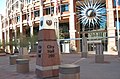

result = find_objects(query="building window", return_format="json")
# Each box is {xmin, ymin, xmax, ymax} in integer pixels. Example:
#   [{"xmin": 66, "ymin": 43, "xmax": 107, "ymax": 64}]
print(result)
[
  {"xmin": 46, "ymin": 8, "xmax": 50, "ymax": 15},
  {"xmin": 59, "ymin": 23, "xmax": 69, "ymax": 39},
  {"xmin": 33, "ymin": 27, "xmax": 39, "ymax": 35},
  {"xmin": 46, "ymin": 7, "xmax": 54, "ymax": 15},
  {"xmin": 61, "ymin": 4, "xmax": 69, "ymax": 12},
  {"xmin": 51, "ymin": 7, "xmax": 54, "ymax": 14},
  {"xmin": 12, "ymin": 0, "xmax": 14, "ymax": 3},
  {"xmin": 20, "ymin": 0, "xmax": 24, "ymax": 2},
  {"xmin": 114, "ymin": 0, "xmax": 120, "ymax": 6},
  {"xmin": 27, "ymin": 0, "xmax": 31, "ymax": 3},
  {"xmin": 115, "ymin": 21, "xmax": 120, "ymax": 29},
  {"xmin": 34, "ymin": 10, "xmax": 40, "ymax": 17},
  {"xmin": 24, "ymin": 14, "xmax": 27, "ymax": 19},
  {"xmin": 17, "ymin": 16, "xmax": 20, "ymax": 22},
  {"xmin": 27, "ymin": 14, "xmax": 29, "ymax": 21},
  {"xmin": 12, "ymin": 6, "xmax": 14, "ymax": 10}
]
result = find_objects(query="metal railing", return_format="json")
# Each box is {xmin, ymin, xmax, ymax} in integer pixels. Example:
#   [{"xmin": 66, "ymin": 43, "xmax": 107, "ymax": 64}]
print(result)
[{"xmin": 58, "ymin": 36, "xmax": 117, "ymax": 53}]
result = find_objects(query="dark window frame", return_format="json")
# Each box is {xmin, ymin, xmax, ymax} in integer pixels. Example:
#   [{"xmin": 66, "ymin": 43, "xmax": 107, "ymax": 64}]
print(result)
[
  {"xmin": 61, "ymin": 4, "xmax": 69, "ymax": 12},
  {"xmin": 45, "ymin": 7, "xmax": 54, "ymax": 15},
  {"xmin": 34, "ymin": 10, "xmax": 40, "ymax": 17}
]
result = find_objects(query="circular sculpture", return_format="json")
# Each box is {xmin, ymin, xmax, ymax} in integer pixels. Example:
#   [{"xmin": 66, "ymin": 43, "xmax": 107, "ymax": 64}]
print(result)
[
  {"xmin": 86, "ymin": 8, "xmax": 96, "ymax": 17},
  {"xmin": 76, "ymin": 0, "xmax": 106, "ymax": 27}
]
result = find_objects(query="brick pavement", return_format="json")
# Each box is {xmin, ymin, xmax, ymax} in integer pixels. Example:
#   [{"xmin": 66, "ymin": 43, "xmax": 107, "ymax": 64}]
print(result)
[{"xmin": 0, "ymin": 54, "xmax": 120, "ymax": 79}]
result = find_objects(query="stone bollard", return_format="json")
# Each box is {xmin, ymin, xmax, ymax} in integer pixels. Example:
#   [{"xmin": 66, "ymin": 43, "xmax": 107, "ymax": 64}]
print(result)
[
  {"xmin": 9, "ymin": 55, "xmax": 18, "ymax": 65},
  {"xmin": 59, "ymin": 64, "xmax": 80, "ymax": 79},
  {"xmin": 95, "ymin": 43, "xmax": 104, "ymax": 63},
  {"xmin": 81, "ymin": 37, "xmax": 88, "ymax": 58},
  {"xmin": 95, "ymin": 54, "xmax": 104, "ymax": 63},
  {"xmin": 16, "ymin": 59, "xmax": 29, "ymax": 73}
]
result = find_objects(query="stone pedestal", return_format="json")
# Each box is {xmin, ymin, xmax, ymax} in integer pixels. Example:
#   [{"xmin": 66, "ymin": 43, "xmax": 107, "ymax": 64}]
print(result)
[
  {"xmin": 36, "ymin": 29, "xmax": 60, "ymax": 78},
  {"xmin": 59, "ymin": 64, "xmax": 80, "ymax": 79},
  {"xmin": 16, "ymin": 59, "xmax": 29, "ymax": 73},
  {"xmin": 81, "ymin": 37, "xmax": 88, "ymax": 58},
  {"xmin": 9, "ymin": 55, "xmax": 18, "ymax": 65},
  {"xmin": 95, "ymin": 43, "xmax": 104, "ymax": 63}
]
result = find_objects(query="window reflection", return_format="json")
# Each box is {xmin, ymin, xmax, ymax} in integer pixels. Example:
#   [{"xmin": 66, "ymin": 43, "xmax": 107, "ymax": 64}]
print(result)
[{"xmin": 114, "ymin": 0, "xmax": 120, "ymax": 6}]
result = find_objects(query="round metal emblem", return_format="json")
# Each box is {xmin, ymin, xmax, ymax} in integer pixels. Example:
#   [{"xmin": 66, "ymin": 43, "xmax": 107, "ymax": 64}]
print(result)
[{"xmin": 46, "ymin": 20, "xmax": 52, "ymax": 26}]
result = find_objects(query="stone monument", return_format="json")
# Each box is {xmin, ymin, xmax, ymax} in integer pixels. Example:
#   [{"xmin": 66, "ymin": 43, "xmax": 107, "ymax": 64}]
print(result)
[{"xmin": 35, "ymin": 16, "xmax": 60, "ymax": 78}]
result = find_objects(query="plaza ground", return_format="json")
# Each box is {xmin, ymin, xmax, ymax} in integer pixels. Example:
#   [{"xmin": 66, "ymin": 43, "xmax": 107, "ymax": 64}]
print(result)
[{"xmin": 0, "ymin": 53, "xmax": 120, "ymax": 79}]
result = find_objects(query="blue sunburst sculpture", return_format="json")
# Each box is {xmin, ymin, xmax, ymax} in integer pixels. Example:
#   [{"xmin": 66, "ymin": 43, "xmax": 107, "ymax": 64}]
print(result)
[{"xmin": 76, "ymin": 0, "xmax": 106, "ymax": 28}]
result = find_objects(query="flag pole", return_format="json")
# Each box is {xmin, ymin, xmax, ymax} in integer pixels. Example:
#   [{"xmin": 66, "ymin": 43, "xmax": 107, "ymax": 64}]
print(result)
[{"xmin": 116, "ymin": 0, "xmax": 120, "ymax": 56}]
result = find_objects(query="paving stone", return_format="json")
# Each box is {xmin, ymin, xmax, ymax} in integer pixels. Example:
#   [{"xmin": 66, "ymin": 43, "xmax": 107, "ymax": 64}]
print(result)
[{"xmin": 0, "ymin": 54, "xmax": 120, "ymax": 79}]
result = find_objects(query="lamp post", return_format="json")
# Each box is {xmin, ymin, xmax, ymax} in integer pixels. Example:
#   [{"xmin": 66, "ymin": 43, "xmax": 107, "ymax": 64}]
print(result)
[{"xmin": 116, "ymin": 0, "xmax": 120, "ymax": 56}]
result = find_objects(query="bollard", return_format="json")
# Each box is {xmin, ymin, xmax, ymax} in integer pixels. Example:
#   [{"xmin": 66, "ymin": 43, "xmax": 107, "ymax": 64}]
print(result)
[
  {"xmin": 9, "ymin": 55, "xmax": 18, "ymax": 65},
  {"xmin": 59, "ymin": 64, "xmax": 80, "ymax": 79},
  {"xmin": 95, "ymin": 43, "xmax": 104, "ymax": 63},
  {"xmin": 16, "ymin": 59, "xmax": 29, "ymax": 73},
  {"xmin": 81, "ymin": 37, "xmax": 88, "ymax": 58},
  {"xmin": 95, "ymin": 55, "xmax": 104, "ymax": 63}
]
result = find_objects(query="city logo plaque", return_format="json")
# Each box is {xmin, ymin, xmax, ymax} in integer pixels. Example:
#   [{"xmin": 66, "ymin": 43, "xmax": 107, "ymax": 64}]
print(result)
[
  {"xmin": 46, "ymin": 20, "xmax": 52, "ymax": 26},
  {"xmin": 39, "ymin": 16, "xmax": 55, "ymax": 30}
]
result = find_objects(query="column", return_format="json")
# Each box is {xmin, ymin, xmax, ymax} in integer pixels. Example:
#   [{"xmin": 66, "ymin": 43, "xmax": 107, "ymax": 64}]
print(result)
[
  {"xmin": 54, "ymin": 0, "xmax": 59, "ymax": 39},
  {"xmin": 4, "ymin": 30, "xmax": 7, "ymax": 52},
  {"xmin": 106, "ymin": 0, "xmax": 117, "ymax": 55},
  {"xmin": 29, "ymin": 8, "xmax": 33, "ymax": 36},
  {"xmin": 14, "ymin": 25, "xmax": 18, "ymax": 52},
  {"xmin": 69, "ymin": 0, "xmax": 76, "ymax": 52},
  {"xmin": 5, "ymin": 18, "xmax": 10, "ymax": 53},
  {"xmin": 19, "ymin": 1, "xmax": 23, "ymax": 34},
  {"xmin": 40, "ymin": 0, "xmax": 43, "ymax": 17},
  {"xmin": 19, "ymin": 1, "xmax": 24, "ymax": 56},
  {"xmin": 30, "ymin": 26, "xmax": 33, "ymax": 36},
  {"xmin": 54, "ymin": 0, "xmax": 57, "ymax": 16},
  {"xmin": 2, "ymin": 21, "xmax": 6, "ymax": 50},
  {"xmin": 7, "ymin": 27, "xmax": 11, "ymax": 53}
]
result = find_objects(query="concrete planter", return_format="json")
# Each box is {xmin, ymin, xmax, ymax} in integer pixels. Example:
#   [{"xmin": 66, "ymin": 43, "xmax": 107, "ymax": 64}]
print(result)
[
  {"xmin": 9, "ymin": 55, "xmax": 18, "ymax": 65},
  {"xmin": 16, "ymin": 59, "xmax": 29, "ymax": 73}
]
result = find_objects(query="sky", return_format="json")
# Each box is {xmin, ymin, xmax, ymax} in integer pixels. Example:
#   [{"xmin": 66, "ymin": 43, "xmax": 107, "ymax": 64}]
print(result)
[{"xmin": 0, "ymin": 0, "xmax": 6, "ymax": 16}]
